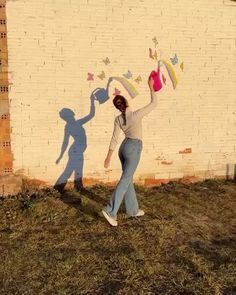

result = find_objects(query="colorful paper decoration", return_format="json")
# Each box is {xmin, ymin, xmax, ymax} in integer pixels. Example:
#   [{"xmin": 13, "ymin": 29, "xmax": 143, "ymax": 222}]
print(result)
[
  {"xmin": 97, "ymin": 71, "xmax": 105, "ymax": 80},
  {"xmin": 111, "ymin": 77, "xmax": 139, "ymax": 98},
  {"xmin": 149, "ymin": 48, "xmax": 157, "ymax": 60},
  {"xmin": 162, "ymin": 74, "xmax": 166, "ymax": 85},
  {"xmin": 161, "ymin": 60, "xmax": 178, "ymax": 89},
  {"xmin": 103, "ymin": 57, "xmax": 110, "ymax": 65},
  {"xmin": 123, "ymin": 70, "xmax": 132, "ymax": 79},
  {"xmin": 149, "ymin": 66, "xmax": 162, "ymax": 92},
  {"xmin": 152, "ymin": 36, "xmax": 158, "ymax": 47},
  {"xmin": 170, "ymin": 54, "xmax": 178, "ymax": 65},
  {"xmin": 87, "ymin": 73, "xmax": 94, "ymax": 81},
  {"xmin": 113, "ymin": 88, "xmax": 121, "ymax": 96},
  {"xmin": 134, "ymin": 75, "xmax": 142, "ymax": 84}
]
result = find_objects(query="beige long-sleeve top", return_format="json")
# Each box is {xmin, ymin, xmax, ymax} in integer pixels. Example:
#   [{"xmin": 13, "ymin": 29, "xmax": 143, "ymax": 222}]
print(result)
[{"xmin": 109, "ymin": 91, "xmax": 157, "ymax": 151}]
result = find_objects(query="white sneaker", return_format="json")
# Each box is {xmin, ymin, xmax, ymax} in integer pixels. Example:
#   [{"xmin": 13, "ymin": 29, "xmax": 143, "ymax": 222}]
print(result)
[
  {"xmin": 102, "ymin": 210, "xmax": 118, "ymax": 226},
  {"xmin": 134, "ymin": 209, "xmax": 145, "ymax": 217}
]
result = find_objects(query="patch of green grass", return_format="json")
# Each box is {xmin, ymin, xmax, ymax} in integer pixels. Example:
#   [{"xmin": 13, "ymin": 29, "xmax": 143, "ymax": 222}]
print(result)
[{"xmin": 0, "ymin": 180, "xmax": 235, "ymax": 294}]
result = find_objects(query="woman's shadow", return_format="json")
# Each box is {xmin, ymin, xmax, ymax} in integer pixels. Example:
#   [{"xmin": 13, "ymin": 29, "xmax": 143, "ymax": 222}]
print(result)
[
  {"xmin": 53, "ymin": 93, "xmax": 96, "ymax": 194},
  {"xmin": 53, "ymin": 84, "xmax": 111, "ymax": 216}
]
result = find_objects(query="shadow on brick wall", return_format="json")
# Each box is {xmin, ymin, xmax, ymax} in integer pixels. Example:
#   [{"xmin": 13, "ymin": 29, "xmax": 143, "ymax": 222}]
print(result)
[{"xmin": 53, "ymin": 93, "xmax": 96, "ymax": 193}]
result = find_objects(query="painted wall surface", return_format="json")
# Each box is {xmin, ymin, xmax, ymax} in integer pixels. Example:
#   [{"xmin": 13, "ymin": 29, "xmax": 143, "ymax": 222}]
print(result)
[{"xmin": 4, "ymin": 0, "xmax": 236, "ymax": 186}]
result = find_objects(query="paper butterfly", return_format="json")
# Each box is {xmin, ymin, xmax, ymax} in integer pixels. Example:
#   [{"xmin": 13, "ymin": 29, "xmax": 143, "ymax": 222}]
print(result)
[
  {"xmin": 149, "ymin": 48, "xmax": 157, "ymax": 60},
  {"xmin": 102, "ymin": 57, "xmax": 110, "ymax": 65},
  {"xmin": 152, "ymin": 36, "xmax": 158, "ymax": 47},
  {"xmin": 87, "ymin": 73, "xmax": 94, "ymax": 81},
  {"xmin": 135, "ymin": 75, "xmax": 142, "ymax": 84},
  {"xmin": 113, "ymin": 88, "xmax": 121, "ymax": 96},
  {"xmin": 170, "ymin": 54, "xmax": 178, "ymax": 65},
  {"xmin": 123, "ymin": 70, "xmax": 132, "ymax": 79},
  {"xmin": 162, "ymin": 74, "xmax": 166, "ymax": 85},
  {"xmin": 180, "ymin": 62, "xmax": 184, "ymax": 71},
  {"xmin": 97, "ymin": 71, "xmax": 105, "ymax": 80}
]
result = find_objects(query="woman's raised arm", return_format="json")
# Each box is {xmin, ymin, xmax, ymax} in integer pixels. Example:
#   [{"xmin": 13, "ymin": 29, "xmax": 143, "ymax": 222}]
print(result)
[{"xmin": 134, "ymin": 78, "xmax": 157, "ymax": 119}]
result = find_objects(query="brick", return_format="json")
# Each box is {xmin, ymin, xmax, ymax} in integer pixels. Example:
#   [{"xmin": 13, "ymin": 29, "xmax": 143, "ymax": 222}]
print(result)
[
  {"xmin": 0, "ymin": 174, "xmax": 22, "ymax": 196},
  {"xmin": 179, "ymin": 148, "xmax": 192, "ymax": 154},
  {"xmin": 161, "ymin": 160, "xmax": 173, "ymax": 165}
]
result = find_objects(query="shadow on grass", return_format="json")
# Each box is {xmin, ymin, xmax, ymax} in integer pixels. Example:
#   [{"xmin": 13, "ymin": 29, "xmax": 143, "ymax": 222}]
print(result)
[
  {"xmin": 95, "ymin": 277, "xmax": 126, "ymax": 295},
  {"xmin": 59, "ymin": 187, "xmax": 107, "ymax": 221},
  {"xmin": 222, "ymin": 286, "xmax": 236, "ymax": 295},
  {"xmin": 189, "ymin": 236, "xmax": 236, "ymax": 267}
]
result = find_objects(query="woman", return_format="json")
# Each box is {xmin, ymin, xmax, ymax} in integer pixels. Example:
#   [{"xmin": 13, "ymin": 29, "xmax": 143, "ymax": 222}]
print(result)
[{"xmin": 102, "ymin": 77, "xmax": 157, "ymax": 226}]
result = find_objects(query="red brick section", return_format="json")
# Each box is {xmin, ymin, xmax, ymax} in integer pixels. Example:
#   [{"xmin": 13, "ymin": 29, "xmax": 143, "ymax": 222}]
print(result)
[
  {"xmin": 144, "ymin": 178, "xmax": 170, "ymax": 186},
  {"xmin": 161, "ymin": 160, "xmax": 173, "ymax": 165},
  {"xmin": 0, "ymin": 1, "xmax": 13, "ymax": 177},
  {"xmin": 179, "ymin": 148, "xmax": 192, "ymax": 154}
]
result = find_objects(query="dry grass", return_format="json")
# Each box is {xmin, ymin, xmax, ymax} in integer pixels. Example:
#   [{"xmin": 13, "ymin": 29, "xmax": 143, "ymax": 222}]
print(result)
[{"xmin": 0, "ymin": 179, "xmax": 235, "ymax": 295}]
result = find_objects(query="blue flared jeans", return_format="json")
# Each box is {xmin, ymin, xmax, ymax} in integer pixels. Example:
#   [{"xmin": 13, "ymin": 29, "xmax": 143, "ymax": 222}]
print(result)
[{"xmin": 105, "ymin": 137, "xmax": 143, "ymax": 220}]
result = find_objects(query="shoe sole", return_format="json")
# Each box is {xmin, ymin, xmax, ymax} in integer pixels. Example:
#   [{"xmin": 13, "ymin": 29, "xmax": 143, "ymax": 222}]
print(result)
[
  {"xmin": 102, "ymin": 210, "xmax": 118, "ymax": 226},
  {"xmin": 134, "ymin": 210, "xmax": 145, "ymax": 217}
]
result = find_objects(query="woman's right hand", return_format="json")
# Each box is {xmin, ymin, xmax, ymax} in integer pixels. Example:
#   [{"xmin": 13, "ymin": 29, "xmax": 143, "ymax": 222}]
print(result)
[{"xmin": 104, "ymin": 156, "xmax": 111, "ymax": 168}]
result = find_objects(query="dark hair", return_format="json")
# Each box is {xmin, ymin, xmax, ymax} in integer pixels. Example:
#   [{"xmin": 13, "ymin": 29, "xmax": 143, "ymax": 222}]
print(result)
[{"xmin": 113, "ymin": 95, "xmax": 128, "ymax": 125}]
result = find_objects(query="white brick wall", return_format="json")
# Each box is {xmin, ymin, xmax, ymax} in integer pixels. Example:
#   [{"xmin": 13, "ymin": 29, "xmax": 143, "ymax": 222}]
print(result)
[{"xmin": 5, "ymin": 0, "xmax": 236, "ymax": 185}]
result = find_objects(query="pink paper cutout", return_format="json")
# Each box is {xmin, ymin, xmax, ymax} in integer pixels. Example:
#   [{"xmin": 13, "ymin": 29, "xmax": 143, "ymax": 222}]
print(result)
[
  {"xmin": 87, "ymin": 73, "xmax": 94, "ymax": 81},
  {"xmin": 113, "ymin": 88, "xmax": 121, "ymax": 96}
]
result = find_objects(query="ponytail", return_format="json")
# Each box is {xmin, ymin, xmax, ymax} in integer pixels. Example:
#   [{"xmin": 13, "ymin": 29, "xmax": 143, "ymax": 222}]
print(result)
[
  {"xmin": 121, "ymin": 110, "xmax": 126, "ymax": 126},
  {"xmin": 113, "ymin": 95, "xmax": 128, "ymax": 126}
]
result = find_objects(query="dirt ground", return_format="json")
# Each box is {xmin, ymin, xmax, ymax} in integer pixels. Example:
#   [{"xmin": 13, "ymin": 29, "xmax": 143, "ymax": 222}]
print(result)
[{"xmin": 0, "ymin": 179, "xmax": 235, "ymax": 295}]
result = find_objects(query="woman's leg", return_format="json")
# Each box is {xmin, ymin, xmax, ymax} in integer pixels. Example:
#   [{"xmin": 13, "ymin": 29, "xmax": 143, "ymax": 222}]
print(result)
[
  {"xmin": 119, "ymin": 152, "xmax": 139, "ymax": 215},
  {"xmin": 105, "ymin": 140, "xmax": 142, "ymax": 219},
  {"xmin": 124, "ymin": 182, "xmax": 139, "ymax": 216}
]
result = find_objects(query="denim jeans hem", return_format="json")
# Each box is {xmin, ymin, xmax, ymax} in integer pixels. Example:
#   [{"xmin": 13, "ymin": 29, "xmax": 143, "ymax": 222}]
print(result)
[
  {"xmin": 126, "ymin": 210, "xmax": 139, "ymax": 217},
  {"xmin": 103, "ymin": 208, "xmax": 117, "ymax": 220}
]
